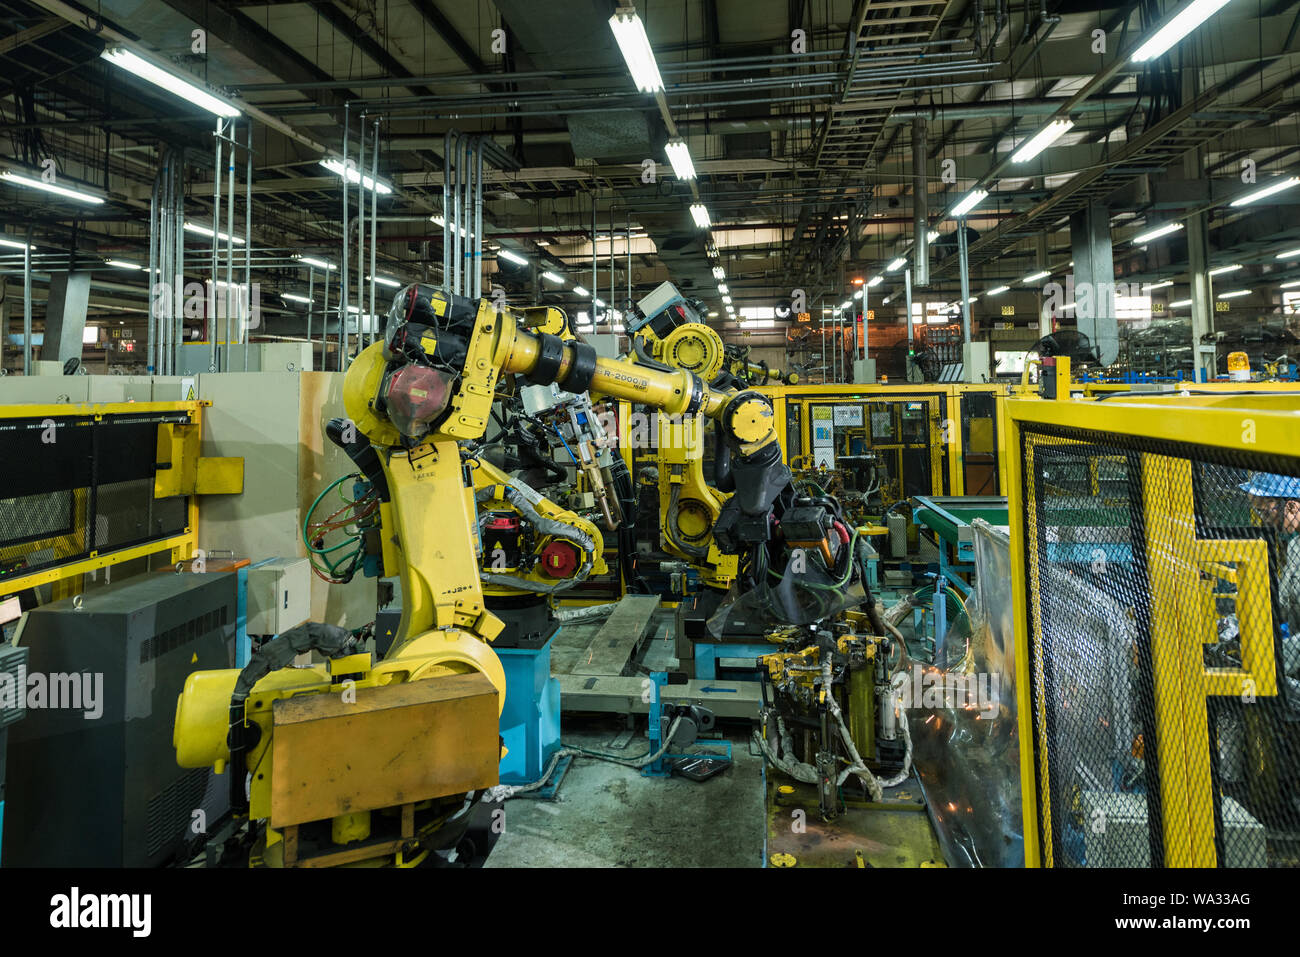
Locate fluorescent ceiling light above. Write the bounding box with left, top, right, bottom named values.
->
left=722, top=295, right=732, bottom=304
left=867, top=276, right=884, bottom=288
left=0, top=237, right=30, bottom=250
left=664, top=139, right=696, bottom=180
left=950, top=188, right=989, bottom=218
left=1230, top=175, right=1299, bottom=207
left=927, top=230, right=940, bottom=242
left=1021, top=270, right=1050, bottom=283
left=282, top=293, right=312, bottom=304
left=717, top=283, right=729, bottom=295
left=1131, top=0, right=1234, bottom=62
left=542, top=271, right=565, bottom=284
left=1011, top=119, right=1075, bottom=164
left=497, top=249, right=529, bottom=266
left=882, top=296, right=891, bottom=304
left=1281, top=280, right=1300, bottom=289
left=853, top=290, right=863, bottom=300
left=1218, top=289, right=1251, bottom=298
left=298, top=256, right=334, bottom=270
left=369, top=275, right=402, bottom=288
left=101, top=46, right=240, bottom=117
left=608, top=8, right=664, bottom=93
left=1208, top=264, right=1241, bottom=276
left=987, top=285, right=1010, bottom=295
left=573, top=285, right=590, bottom=296
left=689, top=204, right=711, bottom=229
left=967, top=297, right=979, bottom=303
left=1132, top=222, right=1183, bottom=244
left=839, top=301, right=851, bottom=311
left=320, top=158, right=392, bottom=195
left=594, top=298, right=606, bottom=307
left=887, top=257, right=906, bottom=272
left=1, top=170, right=104, bottom=205
left=104, top=259, right=142, bottom=270
left=430, top=214, right=468, bottom=238
left=185, top=221, right=244, bottom=245
left=1146, top=280, right=1174, bottom=289
left=1274, top=247, right=1300, bottom=260
left=1169, top=299, right=1193, bottom=307
left=707, top=311, right=718, bottom=317
left=712, top=266, right=725, bottom=280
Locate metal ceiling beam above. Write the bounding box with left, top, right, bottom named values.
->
left=148, top=0, right=354, bottom=125
left=308, top=2, right=435, bottom=100
left=0, top=16, right=65, bottom=56
left=404, top=0, right=488, bottom=75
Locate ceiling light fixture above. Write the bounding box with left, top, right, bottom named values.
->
left=664, top=139, right=696, bottom=180
left=320, top=158, right=392, bottom=195
left=1230, top=175, right=1300, bottom=207
left=608, top=7, right=664, bottom=93
left=101, top=45, right=240, bottom=117
left=950, top=188, right=989, bottom=218
left=1132, top=222, right=1183, bottom=244
left=1, top=170, right=104, bottom=205
left=1011, top=118, right=1075, bottom=163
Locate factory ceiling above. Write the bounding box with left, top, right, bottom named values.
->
left=0, top=0, right=1297, bottom=332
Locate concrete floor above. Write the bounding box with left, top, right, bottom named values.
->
left=484, top=719, right=766, bottom=868
left=486, top=609, right=767, bottom=868
left=483, top=596, right=939, bottom=868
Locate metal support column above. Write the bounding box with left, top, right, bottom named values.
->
left=306, top=266, right=314, bottom=367
left=957, top=220, right=972, bottom=343
left=356, top=114, right=365, bottom=360
left=22, top=225, right=31, bottom=376
left=225, top=118, right=236, bottom=372
left=369, top=118, right=379, bottom=346
left=912, top=117, right=929, bottom=287
left=210, top=120, right=222, bottom=373
left=244, top=122, right=252, bottom=371
left=339, top=105, right=349, bottom=371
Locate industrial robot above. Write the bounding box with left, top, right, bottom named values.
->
left=173, top=282, right=859, bottom=867
left=623, top=282, right=797, bottom=591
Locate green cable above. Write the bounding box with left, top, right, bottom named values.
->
left=303, top=474, right=371, bottom=582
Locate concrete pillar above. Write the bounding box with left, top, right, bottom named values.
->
left=1186, top=212, right=1214, bottom=380
left=42, top=272, right=91, bottom=366
left=1069, top=202, right=1119, bottom=366
left=1036, top=232, right=1053, bottom=337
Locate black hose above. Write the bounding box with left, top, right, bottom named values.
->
left=226, top=622, right=363, bottom=812
left=609, top=457, right=651, bottom=593
left=713, top=424, right=735, bottom=492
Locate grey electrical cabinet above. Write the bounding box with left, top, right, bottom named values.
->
left=3, top=571, right=236, bottom=868
left=246, top=557, right=311, bottom=636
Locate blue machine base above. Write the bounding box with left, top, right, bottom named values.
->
left=497, top=631, right=564, bottom=788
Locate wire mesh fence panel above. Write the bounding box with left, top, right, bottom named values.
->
left=0, top=411, right=191, bottom=586
left=1021, top=424, right=1300, bottom=868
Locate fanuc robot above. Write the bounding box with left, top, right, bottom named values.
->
left=624, top=282, right=797, bottom=594
left=173, top=284, right=886, bottom=866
